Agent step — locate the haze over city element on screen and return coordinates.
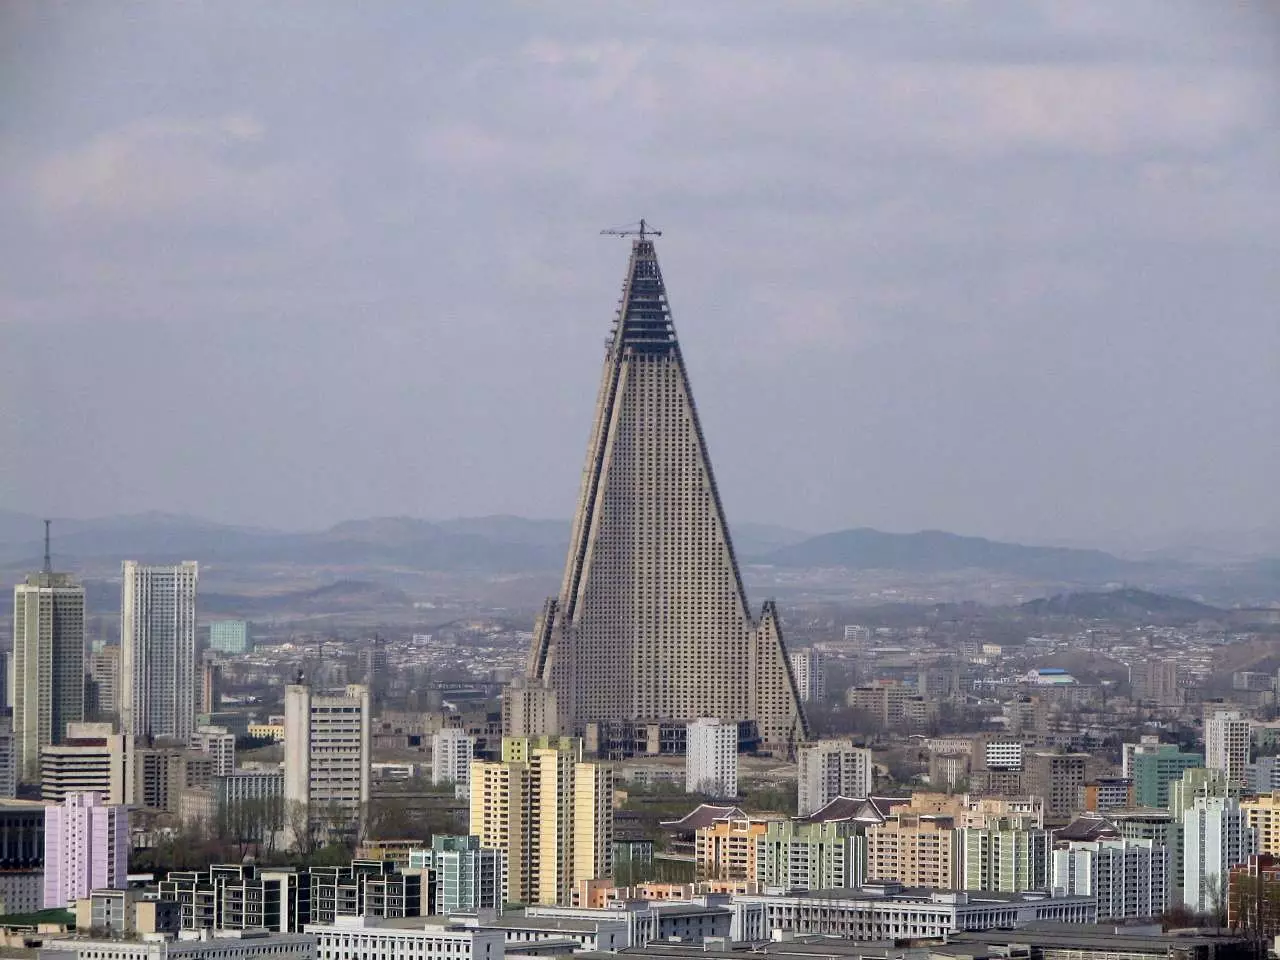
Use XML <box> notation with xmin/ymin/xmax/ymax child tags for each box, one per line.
<box><xmin>3</xmin><ymin>2</ymin><xmax>1279</xmax><ymax>549</ymax></box>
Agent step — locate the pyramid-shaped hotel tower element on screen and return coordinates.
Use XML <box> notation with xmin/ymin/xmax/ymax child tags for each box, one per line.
<box><xmin>520</xmin><ymin>230</ymin><xmax>809</xmax><ymax>752</ymax></box>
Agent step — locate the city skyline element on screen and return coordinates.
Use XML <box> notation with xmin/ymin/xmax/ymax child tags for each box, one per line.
<box><xmin>2</xmin><ymin>3</ymin><xmax>1277</xmax><ymax>546</ymax></box>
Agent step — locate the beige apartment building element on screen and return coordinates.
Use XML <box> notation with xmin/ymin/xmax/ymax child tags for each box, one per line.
<box><xmin>694</xmin><ymin>814</ymin><xmax>782</xmax><ymax>882</ymax></box>
<box><xmin>866</xmin><ymin>811</ymin><xmax>961</xmax><ymax>889</ymax></box>
<box><xmin>1242</xmin><ymin>792</ymin><xmax>1280</xmax><ymax>856</ymax></box>
<box><xmin>470</xmin><ymin>735</ymin><xmax>613</xmax><ymax>906</ymax></box>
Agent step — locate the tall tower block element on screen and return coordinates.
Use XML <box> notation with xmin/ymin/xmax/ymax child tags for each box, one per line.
<box><xmin>524</xmin><ymin>232</ymin><xmax>808</xmax><ymax>750</ymax></box>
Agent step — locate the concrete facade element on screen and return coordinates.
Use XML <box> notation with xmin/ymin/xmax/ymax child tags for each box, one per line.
<box><xmin>520</xmin><ymin>237</ymin><xmax>808</xmax><ymax>751</ymax></box>
<box><xmin>121</xmin><ymin>561</ymin><xmax>199</xmax><ymax>741</ymax></box>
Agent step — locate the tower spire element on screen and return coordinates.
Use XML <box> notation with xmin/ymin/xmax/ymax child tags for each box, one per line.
<box><xmin>43</xmin><ymin>519</ymin><xmax>52</xmax><ymax>574</ymax></box>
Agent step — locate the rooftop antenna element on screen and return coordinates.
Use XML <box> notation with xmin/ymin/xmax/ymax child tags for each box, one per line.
<box><xmin>600</xmin><ymin>218</ymin><xmax>662</xmax><ymax>240</ymax></box>
<box><xmin>42</xmin><ymin>519</ymin><xmax>52</xmax><ymax>574</ymax></box>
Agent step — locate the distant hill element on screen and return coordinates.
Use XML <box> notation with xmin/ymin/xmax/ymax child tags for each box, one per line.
<box><xmin>0</xmin><ymin>512</ymin><xmax>811</xmax><ymax>575</ymax></box>
<box><xmin>1020</xmin><ymin>588</ymin><xmax>1222</xmax><ymax>622</ymax></box>
<box><xmin>760</xmin><ymin>527</ymin><xmax>1133</xmax><ymax>580</ymax></box>
<box><xmin>200</xmin><ymin>579</ymin><xmax>412</xmax><ymax>616</ymax></box>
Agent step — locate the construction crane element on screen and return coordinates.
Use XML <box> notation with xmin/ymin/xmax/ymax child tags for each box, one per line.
<box><xmin>600</xmin><ymin>218</ymin><xmax>662</xmax><ymax>240</ymax></box>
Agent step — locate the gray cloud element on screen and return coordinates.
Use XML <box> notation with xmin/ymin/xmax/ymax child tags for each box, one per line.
<box><xmin>1</xmin><ymin>1</ymin><xmax>1277</xmax><ymax>548</ymax></box>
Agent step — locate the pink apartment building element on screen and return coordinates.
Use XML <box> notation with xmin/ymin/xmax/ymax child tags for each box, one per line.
<box><xmin>43</xmin><ymin>792</ymin><xmax>129</xmax><ymax>908</ymax></box>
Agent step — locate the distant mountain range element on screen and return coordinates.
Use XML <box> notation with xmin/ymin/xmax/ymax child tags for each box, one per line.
<box><xmin>0</xmin><ymin>511</ymin><xmax>809</xmax><ymax>573</ymax></box>
<box><xmin>758</xmin><ymin>527</ymin><xmax>1133</xmax><ymax>579</ymax></box>
<box><xmin>0</xmin><ymin>511</ymin><xmax>1273</xmax><ymax>599</ymax></box>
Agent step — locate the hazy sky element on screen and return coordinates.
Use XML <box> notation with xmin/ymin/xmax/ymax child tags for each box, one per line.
<box><xmin>2</xmin><ymin>2</ymin><xmax>1278</xmax><ymax>547</ymax></box>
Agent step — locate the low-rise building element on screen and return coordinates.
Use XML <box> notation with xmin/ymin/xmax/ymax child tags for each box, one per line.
<box><xmin>0</xmin><ymin>799</ymin><xmax>45</xmax><ymax>914</ymax></box>
<box><xmin>160</xmin><ymin>864</ymin><xmax>310</xmax><ymax>933</ymax></box>
<box><xmin>409</xmin><ymin>836</ymin><xmax>505</xmax><ymax>913</ymax></box>
<box><xmin>41</xmin><ymin>930</ymin><xmax>315</xmax><ymax>960</ymax></box>
<box><xmin>733</xmin><ymin>885</ymin><xmax>1097</xmax><ymax>939</ymax></box>
<box><xmin>308</xmin><ymin>916</ymin><xmax>503</xmax><ymax>960</ymax></box>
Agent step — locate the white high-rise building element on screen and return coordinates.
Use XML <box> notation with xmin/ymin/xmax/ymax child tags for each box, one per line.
<box><xmin>1052</xmin><ymin>838</ymin><xmax>1170</xmax><ymax>920</ymax></box>
<box><xmin>284</xmin><ymin>682</ymin><xmax>370</xmax><ymax>846</ymax></box>
<box><xmin>190</xmin><ymin>725</ymin><xmax>236</xmax><ymax>777</ymax></box>
<box><xmin>1206</xmin><ymin>710</ymin><xmax>1251</xmax><ymax>787</ymax></box>
<box><xmin>789</xmin><ymin>649</ymin><xmax>826</xmax><ymax>704</ymax></box>
<box><xmin>686</xmin><ymin>718</ymin><xmax>738</xmax><ymax>798</ymax></box>
<box><xmin>520</xmin><ymin>235</ymin><xmax>809</xmax><ymax>751</ymax></box>
<box><xmin>1182</xmin><ymin>796</ymin><xmax>1255</xmax><ymax>912</ymax></box>
<box><xmin>432</xmin><ymin>732</ymin><xmax>473</xmax><ymax>798</ymax></box>
<box><xmin>431</xmin><ymin>728</ymin><xmax>474</xmax><ymax>800</ymax></box>
<box><xmin>120</xmin><ymin>561</ymin><xmax>199</xmax><ymax>741</ymax></box>
<box><xmin>797</xmin><ymin>739</ymin><xmax>874</xmax><ymax>815</ymax></box>
<box><xmin>12</xmin><ymin>567</ymin><xmax>85</xmax><ymax>783</ymax></box>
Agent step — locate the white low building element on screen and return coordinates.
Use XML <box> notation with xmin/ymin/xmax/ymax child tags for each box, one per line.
<box><xmin>41</xmin><ymin>930</ymin><xmax>315</xmax><ymax>960</ymax></box>
<box><xmin>308</xmin><ymin>916</ymin><xmax>504</xmax><ymax>960</ymax></box>
<box><xmin>734</xmin><ymin>885</ymin><xmax>1097</xmax><ymax>940</ymax></box>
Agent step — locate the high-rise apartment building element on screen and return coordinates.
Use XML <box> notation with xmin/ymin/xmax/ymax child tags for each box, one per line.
<box><xmin>1241</xmin><ymin>792</ymin><xmax>1280</xmax><ymax>857</ymax></box>
<box><xmin>520</xmin><ymin>235</ymin><xmax>808</xmax><ymax>751</ymax></box>
<box><xmin>757</xmin><ymin>818</ymin><xmax>866</xmax><ymax>890</ymax></box>
<box><xmin>1052</xmin><ymin>838</ymin><xmax>1170</xmax><ymax>921</ymax></box>
<box><xmin>845</xmin><ymin>683</ymin><xmax>938</xmax><ymax>729</ymax></box>
<box><xmin>12</xmin><ymin>567</ymin><xmax>86</xmax><ymax>783</ymax></box>
<box><xmin>694</xmin><ymin>813</ymin><xmax>778</xmax><ymax>881</ymax></box>
<box><xmin>1023</xmin><ymin>752</ymin><xmax>1088</xmax><ymax>821</ymax></box>
<box><xmin>1131</xmin><ymin>745</ymin><xmax>1204</xmax><ymax>807</ymax></box>
<box><xmin>960</xmin><ymin>817</ymin><xmax>1049</xmax><ymax>892</ymax></box>
<box><xmin>1122</xmin><ymin>735</ymin><xmax>1163</xmax><ymax>778</ymax></box>
<box><xmin>1130</xmin><ymin>659</ymin><xmax>1181</xmax><ymax>707</ymax></box>
<box><xmin>200</xmin><ymin>658</ymin><xmax>223</xmax><ymax>715</ymax></box>
<box><xmin>686</xmin><ymin>719</ymin><xmax>738</xmax><ymax>798</ymax></box>
<box><xmin>190</xmin><ymin>725</ymin><xmax>236</xmax><ymax>777</ymax></box>
<box><xmin>121</xmin><ymin>561</ymin><xmax>199</xmax><ymax>741</ymax></box>
<box><xmin>789</xmin><ymin>649</ymin><xmax>825</xmax><ymax>703</ymax></box>
<box><xmin>87</xmin><ymin>646</ymin><xmax>121</xmax><ymax>722</ymax></box>
<box><xmin>797</xmin><ymin>739</ymin><xmax>873</xmax><ymax>815</ymax></box>
<box><xmin>209</xmin><ymin>620</ymin><xmax>252</xmax><ymax>655</ymax></box>
<box><xmin>469</xmin><ymin>735</ymin><xmax>613</xmax><ymax>906</ymax></box>
<box><xmin>431</xmin><ymin>728</ymin><xmax>475</xmax><ymax>800</ymax></box>
<box><xmin>132</xmin><ymin>742</ymin><xmax>215</xmax><ymax>814</ymax></box>
<box><xmin>43</xmin><ymin>792</ymin><xmax>129</xmax><ymax>907</ymax></box>
<box><xmin>1183</xmin><ymin>796</ymin><xmax>1255</xmax><ymax>913</ymax></box>
<box><xmin>1206</xmin><ymin>710</ymin><xmax>1252</xmax><ymax>787</ymax></box>
<box><xmin>284</xmin><ymin>683</ymin><xmax>370</xmax><ymax>845</ymax></box>
<box><xmin>866</xmin><ymin>812</ymin><xmax>961</xmax><ymax>889</ymax></box>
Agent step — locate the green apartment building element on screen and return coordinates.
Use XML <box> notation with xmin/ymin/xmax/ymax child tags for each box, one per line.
<box><xmin>1132</xmin><ymin>746</ymin><xmax>1203</xmax><ymax>807</ymax></box>
<box><xmin>756</xmin><ymin>819</ymin><xmax>865</xmax><ymax>890</ymax></box>
<box><xmin>210</xmin><ymin>619</ymin><xmax>252</xmax><ymax>655</ymax></box>
<box><xmin>961</xmin><ymin>817</ymin><xmax>1050</xmax><ymax>892</ymax></box>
